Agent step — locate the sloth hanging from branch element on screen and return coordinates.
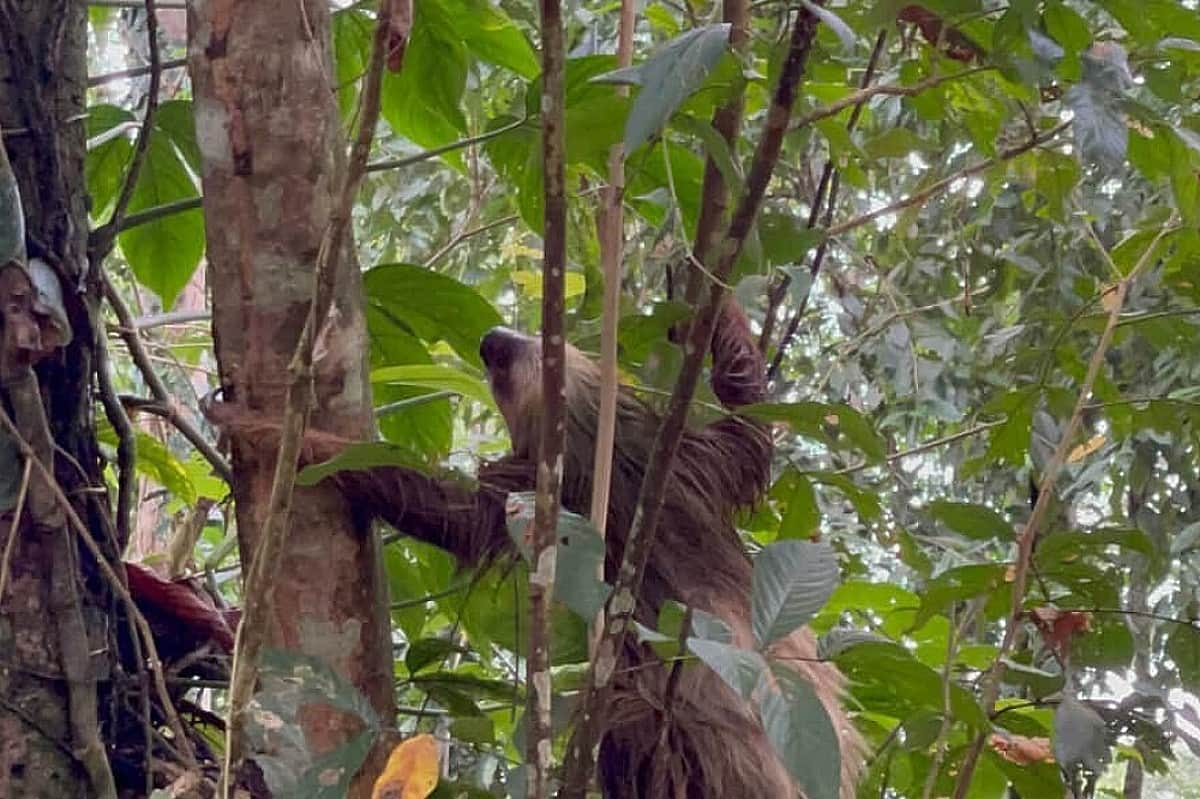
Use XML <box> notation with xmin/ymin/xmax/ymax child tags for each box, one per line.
<box><xmin>209</xmin><ymin>297</ymin><xmax>863</xmax><ymax>798</ymax></box>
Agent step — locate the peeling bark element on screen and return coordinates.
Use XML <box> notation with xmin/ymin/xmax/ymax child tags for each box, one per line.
<box><xmin>186</xmin><ymin>2</ymin><xmax>393</xmax><ymax>795</ymax></box>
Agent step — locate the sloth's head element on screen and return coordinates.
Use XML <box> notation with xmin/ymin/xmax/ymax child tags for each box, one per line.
<box><xmin>480</xmin><ymin>326</ymin><xmax>633</xmax><ymax>460</ymax></box>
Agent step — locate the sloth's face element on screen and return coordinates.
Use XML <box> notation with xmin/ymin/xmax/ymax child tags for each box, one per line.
<box><xmin>479</xmin><ymin>326</ymin><xmax>600</xmax><ymax>452</ymax></box>
<box><xmin>480</xmin><ymin>326</ymin><xmax>541</xmax><ymax>428</ymax></box>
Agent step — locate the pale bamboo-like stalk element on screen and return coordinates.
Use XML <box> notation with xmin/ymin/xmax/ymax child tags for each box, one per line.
<box><xmin>587</xmin><ymin>0</ymin><xmax>636</xmax><ymax>659</ymax></box>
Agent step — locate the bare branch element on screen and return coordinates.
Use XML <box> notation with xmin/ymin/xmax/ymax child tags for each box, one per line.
<box><xmin>89</xmin><ymin>57</ymin><xmax>187</xmax><ymax>88</ymax></box>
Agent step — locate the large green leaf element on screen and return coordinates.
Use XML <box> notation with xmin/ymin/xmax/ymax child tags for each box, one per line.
<box><xmin>380</xmin><ymin>0</ymin><xmax>468</xmax><ymax>155</ymax></box>
<box><xmin>115</xmin><ymin>134</ymin><xmax>204</xmax><ymax>309</ymax></box>
<box><xmin>85</xmin><ymin>104</ymin><xmax>136</xmax><ymax>220</ymax></box>
<box><xmin>760</xmin><ymin>665</ymin><xmax>842</xmax><ymax>799</ymax></box>
<box><xmin>927</xmin><ymin>500</ymin><xmax>1014</xmax><ymax>542</ymax></box>
<box><xmin>370</xmin><ymin>363</ymin><xmax>497</xmax><ymax>412</ymax></box>
<box><xmin>685</xmin><ymin>638</ymin><xmax>767</xmax><ymax>699</ymax></box>
<box><xmin>363</xmin><ymin>263</ymin><xmax>504</xmax><ymax>366</ymax></box>
<box><xmin>445</xmin><ymin>0</ymin><xmax>539</xmax><ymax>78</ymax></box>
<box><xmin>367</xmin><ymin>308</ymin><xmax>453</xmax><ymax>459</ymax></box>
<box><xmin>593</xmin><ymin>24</ymin><xmax>732</xmax><ymax>153</ymax></box>
<box><xmin>751</xmin><ymin>540</ymin><xmax>839</xmax><ymax>647</ymax></box>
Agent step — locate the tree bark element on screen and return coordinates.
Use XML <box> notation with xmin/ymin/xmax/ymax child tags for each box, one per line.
<box><xmin>186</xmin><ymin>1</ymin><xmax>394</xmax><ymax>795</ymax></box>
<box><xmin>0</xmin><ymin>2</ymin><xmax>117</xmax><ymax>797</ymax></box>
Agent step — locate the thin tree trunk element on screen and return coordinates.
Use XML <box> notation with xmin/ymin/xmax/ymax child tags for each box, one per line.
<box><xmin>0</xmin><ymin>2</ymin><xmax>118</xmax><ymax>797</ymax></box>
<box><xmin>186</xmin><ymin>2</ymin><xmax>394</xmax><ymax>795</ymax></box>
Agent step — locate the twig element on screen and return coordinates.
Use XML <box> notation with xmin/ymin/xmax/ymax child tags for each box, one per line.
<box><xmin>422</xmin><ymin>214</ymin><xmax>519</xmax><ymax>267</ymax></box>
<box><xmin>219</xmin><ymin>5</ymin><xmax>391</xmax><ymax>794</ymax></box>
<box><xmin>104</xmin><ymin>279</ymin><xmax>233</xmax><ymax>483</ymax></box>
<box><xmin>526</xmin><ymin>0</ymin><xmax>567</xmax><ymax>791</ymax></box>
<box><xmin>119</xmin><ymin>396</ymin><xmax>233</xmax><ymax>485</ymax></box>
<box><xmin>587</xmin><ymin>0</ymin><xmax>637</xmax><ymax>661</ymax></box>
<box><xmin>95</xmin><ymin>328</ymin><xmax>138</xmax><ymax>546</ymax></box>
<box><xmin>650</xmin><ymin>606</ymin><xmax>693</xmax><ymax>784</ymax></box>
<box><xmin>119</xmin><ymin>196</ymin><xmax>203</xmax><ymax>232</ymax></box>
<box><xmin>789</xmin><ymin>65</ymin><xmax>993</xmax><ymax>132</ymax></box>
<box><xmin>949</xmin><ymin>215</ymin><xmax>1177</xmax><ymax>798</ymax></box>
<box><xmin>89</xmin><ymin>0</ymin><xmax>163</xmax><ymax>261</ymax></box>
<box><xmin>833</xmin><ymin>419</ymin><xmax>1005</xmax><ymax>475</ymax></box>
<box><xmin>761</xmin><ymin>28</ymin><xmax>887</xmax><ymax>356</ymax></box>
<box><xmin>0</xmin><ymin>405</ymin><xmax>197</xmax><ymax>770</ymax></box>
<box><xmin>89</xmin><ymin>57</ymin><xmax>187</xmax><ymax>88</ymax></box>
<box><xmin>0</xmin><ymin>459</ymin><xmax>32</xmax><ymax>599</ymax></box>
<box><xmin>127</xmin><ymin>309</ymin><xmax>211</xmax><ymax>331</ymax></box>
<box><xmin>829</xmin><ymin>121</ymin><xmax>1070</xmax><ymax>241</ymax></box>
<box><xmin>364</xmin><ymin>116</ymin><xmax>526</xmax><ymax>173</ymax></box>
<box><xmin>560</xmin><ymin>7</ymin><xmax>824</xmax><ymax>795</ymax></box>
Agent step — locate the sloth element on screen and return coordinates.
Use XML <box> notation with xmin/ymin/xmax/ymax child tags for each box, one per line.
<box><xmin>215</xmin><ymin>299</ymin><xmax>862</xmax><ymax>797</ymax></box>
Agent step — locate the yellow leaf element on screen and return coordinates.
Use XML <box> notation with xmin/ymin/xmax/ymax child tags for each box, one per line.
<box><xmin>372</xmin><ymin>734</ymin><xmax>440</xmax><ymax>799</ymax></box>
<box><xmin>1068</xmin><ymin>434</ymin><xmax>1105</xmax><ymax>463</ymax></box>
<box><xmin>509</xmin><ymin>269</ymin><xmax>586</xmax><ymax>299</ymax></box>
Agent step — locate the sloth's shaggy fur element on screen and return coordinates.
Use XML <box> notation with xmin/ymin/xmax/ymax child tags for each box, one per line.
<box><xmin>215</xmin><ymin>301</ymin><xmax>863</xmax><ymax>797</ymax></box>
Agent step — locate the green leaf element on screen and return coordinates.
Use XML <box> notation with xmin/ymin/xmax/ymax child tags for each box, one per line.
<box><xmin>686</xmin><ymin>637</ymin><xmax>767</xmax><ymax>699</ymax></box>
<box><xmin>1065</xmin><ymin>44</ymin><xmax>1131</xmax><ymax>169</ymax></box>
<box><xmin>912</xmin><ymin>564</ymin><xmax>1009</xmax><ymax>632</ymax></box>
<box><xmin>504</xmin><ymin>493</ymin><xmax>611</xmax><ymax>620</ymax></box>
<box><xmin>760</xmin><ymin>664</ymin><xmax>842</xmax><ymax>799</ymax></box>
<box><xmin>116</xmin><ymin>134</ymin><xmax>204</xmax><ymax>309</ymax></box>
<box><xmin>800</xmin><ymin>0</ymin><xmax>856</xmax><ymax>52</ymax></box>
<box><xmin>296</xmin><ymin>441</ymin><xmax>428</xmax><ymax>487</ymax></box>
<box><xmin>445</xmin><ymin>0</ymin><xmax>539</xmax><ymax>78</ymax></box>
<box><xmin>332</xmin><ymin>9</ymin><xmax>371</xmax><ymax>120</ymax></box>
<box><xmin>153</xmin><ymin>100</ymin><xmax>202</xmax><ymax>172</ymax></box>
<box><xmin>594</xmin><ymin>24</ymin><xmax>732</xmax><ymax>153</ymax></box>
<box><xmin>1044</xmin><ymin>3</ymin><xmax>1092</xmax><ymax>53</ymax></box>
<box><xmin>96</xmin><ymin>420</ymin><xmax>197</xmax><ymax>504</ymax></box>
<box><xmin>84</xmin><ymin>104</ymin><xmax>136</xmax><ymax>220</ymax></box>
<box><xmin>1167</xmin><ymin>624</ymin><xmax>1200</xmax><ymax>691</ymax></box>
<box><xmin>371</xmin><ymin>364</ymin><xmax>496</xmax><ymax>412</ymax></box>
<box><xmin>364</xmin><ymin>263</ymin><xmax>504</xmax><ymax>367</ymax></box>
<box><xmin>751</xmin><ymin>540</ymin><xmax>839</xmax><ymax>647</ymax></box>
<box><xmin>775</xmin><ymin>469</ymin><xmax>819</xmax><ymax>540</ymax></box>
<box><xmin>927</xmin><ymin>501</ymin><xmax>1014</xmax><ymax>541</ymax></box>
<box><xmin>451</xmin><ymin>715</ymin><xmax>496</xmax><ymax>745</ymax></box>
<box><xmin>744</xmin><ymin>402</ymin><xmax>886</xmax><ymax>463</ymax></box>
<box><xmin>381</xmin><ymin>0</ymin><xmax>468</xmax><ymax>154</ymax></box>
<box><xmin>368</xmin><ymin>310</ymin><xmax>453</xmax><ymax>460</ymax></box>
<box><xmin>405</xmin><ymin>637</ymin><xmax>468</xmax><ymax>674</ymax></box>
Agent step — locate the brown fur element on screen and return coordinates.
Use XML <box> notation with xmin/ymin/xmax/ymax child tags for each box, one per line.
<box><xmin>209</xmin><ymin>300</ymin><xmax>863</xmax><ymax>797</ymax></box>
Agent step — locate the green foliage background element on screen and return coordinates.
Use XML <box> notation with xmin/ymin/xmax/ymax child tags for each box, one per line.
<box><xmin>84</xmin><ymin>1</ymin><xmax>1200</xmax><ymax>796</ymax></box>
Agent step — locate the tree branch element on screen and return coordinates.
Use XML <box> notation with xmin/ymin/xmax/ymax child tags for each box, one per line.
<box><xmin>89</xmin><ymin>57</ymin><xmax>187</xmax><ymax>88</ymax></box>
<box><xmin>587</xmin><ymin>0</ymin><xmax>637</xmax><ymax>660</ymax></box>
<box><xmin>760</xmin><ymin>28</ymin><xmax>887</xmax><ymax>357</ymax></box>
<box><xmin>103</xmin><ymin>278</ymin><xmax>233</xmax><ymax>484</ymax></box>
<box><xmin>559</xmin><ymin>7</ymin><xmax>824</xmax><ymax>795</ymax></box>
<box><xmin>364</xmin><ymin>116</ymin><xmax>527</xmax><ymax>173</ymax></box>
<box><xmin>527</xmin><ymin>0</ymin><xmax>567</xmax><ymax>791</ymax></box>
<box><xmin>219</xmin><ymin>3</ymin><xmax>390</xmax><ymax>793</ymax></box>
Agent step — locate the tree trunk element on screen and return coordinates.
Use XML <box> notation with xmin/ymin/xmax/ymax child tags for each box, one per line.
<box><xmin>185</xmin><ymin>1</ymin><xmax>394</xmax><ymax>795</ymax></box>
<box><xmin>0</xmin><ymin>2</ymin><xmax>119</xmax><ymax>797</ymax></box>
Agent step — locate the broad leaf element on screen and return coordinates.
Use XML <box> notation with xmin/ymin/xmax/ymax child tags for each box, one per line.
<box><xmin>686</xmin><ymin>637</ymin><xmax>767</xmax><ymax>699</ymax></box>
<box><xmin>751</xmin><ymin>540</ymin><xmax>839</xmax><ymax>647</ymax></box>
<box><xmin>760</xmin><ymin>665</ymin><xmax>842</xmax><ymax>799</ymax></box>
<box><xmin>370</xmin><ymin>363</ymin><xmax>497</xmax><ymax>412</ymax></box>
<box><xmin>594</xmin><ymin>24</ymin><xmax>732</xmax><ymax>153</ymax></box>
<box><xmin>927</xmin><ymin>500</ymin><xmax>1014</xmax><ymax>541</ymax></box>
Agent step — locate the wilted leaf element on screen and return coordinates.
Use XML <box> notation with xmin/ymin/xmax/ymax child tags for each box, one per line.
<box><xmin>372</xmin><ymin>733</ymin><xmax>439</xmax><ymax>799</ymax></box>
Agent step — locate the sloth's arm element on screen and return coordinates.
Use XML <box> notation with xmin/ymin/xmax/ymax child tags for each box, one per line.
<box><xmin>692</xmin><ymin>299</ymin><xmax>773</xmax><ymax>507</ymax></box>
<box><xmin>205</xmin><ymin>406</ymin><xmax>535</xmax><ymax>567</ymax></box>
<box><xmin>324</xmin><ymin>454</ymin><xmax>538</xmax><ymax>566</ymax></box>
